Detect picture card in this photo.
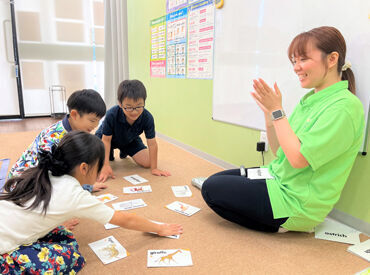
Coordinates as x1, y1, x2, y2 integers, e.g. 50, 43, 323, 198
88, 236, 128, 264
104, 223, 120, 230
123, 174, 148, 185
147, 249, 193, 267
148, 220, 180, 239
171, 185, 192, 197
95, 193, 118, 203
123, 185, 152, 194
347, 239, 370, 262
166, 201, 200, 216
247, 168, 274, 180
112, 199, 147, 211
315, 218, 360, 244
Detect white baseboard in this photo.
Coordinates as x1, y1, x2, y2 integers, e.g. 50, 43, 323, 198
157, 132, 370, 235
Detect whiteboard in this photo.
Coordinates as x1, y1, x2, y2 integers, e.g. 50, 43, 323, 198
212, 0, 370, 153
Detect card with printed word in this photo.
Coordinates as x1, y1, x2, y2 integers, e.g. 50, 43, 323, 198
95, 193, 118, 203
123, 185, 152, 194
112, 199, 147, 211
166, 201, 200, 216
148, 220, 180, 239
88, 236, 128, 264
104, 223, 120, 230
171, 185, 192, 197
315, 218, 360, 244
147, 249, 193, 267
247, 168, 274, 180
123, 174, 148, 185
348, 239, 370, 262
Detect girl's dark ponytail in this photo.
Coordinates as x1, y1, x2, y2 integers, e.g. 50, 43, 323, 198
0, 131, 105, 215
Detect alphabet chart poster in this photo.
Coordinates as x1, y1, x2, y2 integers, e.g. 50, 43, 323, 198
187, 0, 215, 79
166, 8, 188, 78
150, 16, 166, 78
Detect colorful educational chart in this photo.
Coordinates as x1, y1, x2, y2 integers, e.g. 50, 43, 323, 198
166, 8, 188, 78
88, 236, 128, 264
147, 249, 193, 267
187, 0, 215, 79
167, 0, 188, 13
150, 16, 166, 78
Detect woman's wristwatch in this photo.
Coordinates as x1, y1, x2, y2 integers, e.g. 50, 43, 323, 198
271, 109, 286, 121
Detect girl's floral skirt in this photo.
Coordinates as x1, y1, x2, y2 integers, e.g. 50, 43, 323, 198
0, 226, 85, 274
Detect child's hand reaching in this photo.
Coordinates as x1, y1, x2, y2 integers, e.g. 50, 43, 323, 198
151, 168, 171, 177
97, 164, 116, 182
157, 223, 183, 237
92, 182, 108, 192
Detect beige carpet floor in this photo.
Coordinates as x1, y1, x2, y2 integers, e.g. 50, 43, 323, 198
0, 131, 368, 275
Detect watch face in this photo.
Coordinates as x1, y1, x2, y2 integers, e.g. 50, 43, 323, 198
273, 110, 283, 118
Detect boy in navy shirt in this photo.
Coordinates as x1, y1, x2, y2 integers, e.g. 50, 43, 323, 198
96, 80, 170, 182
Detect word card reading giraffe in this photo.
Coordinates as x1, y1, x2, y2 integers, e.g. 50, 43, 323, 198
147, 249, 193, 267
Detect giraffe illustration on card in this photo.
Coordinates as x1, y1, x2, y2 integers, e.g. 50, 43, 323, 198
156, 250, 182, 264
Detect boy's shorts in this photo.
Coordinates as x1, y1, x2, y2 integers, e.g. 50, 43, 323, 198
112, 136, 147, 157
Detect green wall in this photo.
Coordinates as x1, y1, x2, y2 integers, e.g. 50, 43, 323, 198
127, 0, 370, 223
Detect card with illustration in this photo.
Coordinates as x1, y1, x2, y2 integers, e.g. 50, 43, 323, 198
166, 201, 200, 216
123, 174, 148, 185
95, 193, 118, 203
247, 168, 274, 180
347, 239, 370, 262
104, 223, 120, 230
315, 218, 360, 244
148, 220, 180, 239
171, 185, 192, 197
123, 185, 152, 194
112, 199, 147, 211
147, 249, 193, 267
88, 236, 128, 264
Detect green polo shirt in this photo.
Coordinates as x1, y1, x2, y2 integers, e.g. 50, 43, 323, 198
265, 81, 364, 232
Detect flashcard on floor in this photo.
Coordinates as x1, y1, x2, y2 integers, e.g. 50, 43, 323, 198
347, 239, 370, 262
315, 218, 360, 244
148, 220, 180, 239
88, 236, 128, 264
147, 249, 193, 267
123, 185, 152, 194
166, 201, 200, 216
123, 174, 148, 185
247, 168, 274, 179
95, 193, 118, 203
104, 223, 120, 230
171, 185, 192, 197
112, 199, 147, 211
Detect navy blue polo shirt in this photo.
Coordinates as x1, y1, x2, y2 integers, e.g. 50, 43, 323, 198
96, 105, 155, 148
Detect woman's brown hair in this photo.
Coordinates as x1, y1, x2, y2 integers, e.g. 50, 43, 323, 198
288, 26, 355, 94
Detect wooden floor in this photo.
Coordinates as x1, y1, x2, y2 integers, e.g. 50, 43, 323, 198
0, 117, 59, 133
0, 118, 369, 275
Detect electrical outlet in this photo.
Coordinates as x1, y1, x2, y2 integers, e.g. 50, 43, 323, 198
260, 131, 268, 151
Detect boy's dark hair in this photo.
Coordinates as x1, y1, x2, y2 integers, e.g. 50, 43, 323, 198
117, 80, 147, 103
0, 131, 105, 215
67, 89, 106, 118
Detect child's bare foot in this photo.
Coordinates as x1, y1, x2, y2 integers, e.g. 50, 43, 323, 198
62, 218, 79, 231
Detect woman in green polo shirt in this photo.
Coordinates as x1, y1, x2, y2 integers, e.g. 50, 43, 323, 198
201, 26, 364, 232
